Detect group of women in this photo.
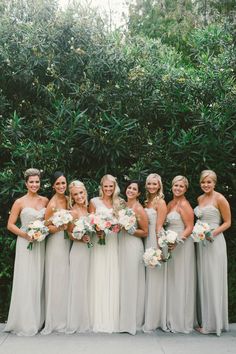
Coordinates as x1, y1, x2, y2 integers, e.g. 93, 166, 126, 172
4, 168, 231, 337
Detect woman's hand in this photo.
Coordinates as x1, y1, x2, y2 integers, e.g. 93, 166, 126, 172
59, 224, 68, 231
82, 234, 90, 243
96, 230, 104, 238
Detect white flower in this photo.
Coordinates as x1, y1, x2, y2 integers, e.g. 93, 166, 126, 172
143, 247, 162, 268
118, 207, 136, 231
191, 220, 212, 244
165, 230, 178, 244
50, 209, 73, 227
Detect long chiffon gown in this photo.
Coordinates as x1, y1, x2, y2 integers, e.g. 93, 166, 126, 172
119, 228, 145, 335
41, 214, 71, 335
66, 240, 90, 333
4, 207, 45, 336
89, 197, 119, 333
166, 211, 196, 333
143, 208, 168, 332
195, 205, 228, 336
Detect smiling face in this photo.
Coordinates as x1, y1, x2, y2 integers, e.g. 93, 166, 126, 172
102, 179, 115, 198
146, 177, 160, 196
53, 175, 67, 195
126, 182, 140, 200
172, 179, 186, 197
200, 176, 215, 194
25, 175, 40, 194
71, 186, 86, 206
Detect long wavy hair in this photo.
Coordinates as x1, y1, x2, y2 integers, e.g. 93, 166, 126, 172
68, 180, 88, 209
99, 174, 122, 214
145, 173, 164, 208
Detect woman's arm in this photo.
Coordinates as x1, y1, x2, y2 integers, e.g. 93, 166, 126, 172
88, 200, 96, 213
156, 199, 167, 235
179, 202, 194, 240
132, 205, 148, 238
213, 194, 231, 236
7, 199, 31, 241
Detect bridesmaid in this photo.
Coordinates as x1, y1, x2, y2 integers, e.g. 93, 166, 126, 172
41, 171, 71, 334
119, 180, 148, 335
66, 180, 91, 333
5, 168, 48, 335
166, 175, 196, 333
143, 173, 168, 332
195, 170, 231, 336
89, 174, 121, 333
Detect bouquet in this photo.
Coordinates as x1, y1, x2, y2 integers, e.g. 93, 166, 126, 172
158, 229, 180, 260
191, 220, 213, 245
50, 209, 73, 228
24, 220, 49, 250
117, 207, 137, 234
72, 215, 94, 248
143, 247, 162, 268
90, 208, 120, 245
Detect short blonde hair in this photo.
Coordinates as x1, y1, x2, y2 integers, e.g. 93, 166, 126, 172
68, 180, 88, 208
145, 173, 164, 207
200, 170, 217, 184
172, 175, 189, 189
24, 168, 41, 182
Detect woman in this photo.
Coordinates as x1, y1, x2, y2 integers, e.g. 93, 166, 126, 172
41, 171, 71, 334
119, 180, 148, 335
66, 180, 91, 333
143, 173, 168, 332
89, 174, 121, 333
5, 168, 48, 336
195, 170, 231, 336
166, 175, 196, 333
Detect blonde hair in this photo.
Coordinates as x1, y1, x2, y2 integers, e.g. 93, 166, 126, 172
200, 170, 217, 184
172, 175, 189, 189
99, 174, 121, 213
145, 173, 164, 207
68, 180, 88, 208
24, 168, 41, 181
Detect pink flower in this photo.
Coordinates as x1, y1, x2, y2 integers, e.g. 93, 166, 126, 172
112, 224, 120, 233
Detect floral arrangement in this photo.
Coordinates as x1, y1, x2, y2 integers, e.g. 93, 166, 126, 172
117, 207, 137, 233
143, 247, 162, 268
24, 220, 49, 250
158, 229, 180, 260
191, 220, 213, 245
50, 209, 73, 228
90, 208, 120, 245
72, 215, 94, 248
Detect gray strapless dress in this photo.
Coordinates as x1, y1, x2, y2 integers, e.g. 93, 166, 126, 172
89, 197, 119, 333
4, 207, 45, 336
143, 208, 168, 332
166, 211, 196, 333
195, 205, 228, 336
41, 216, 71, 334
66, 240, 91, 333
119, 228, 145, 334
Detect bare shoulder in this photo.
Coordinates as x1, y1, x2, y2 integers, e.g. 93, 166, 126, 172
39, 195, 49, 206
12, 196, 25, 210
215, 192, 229, 207
197, 194, 204, 202
46, 196, 56, 210
179, 199, 193, 210
157, 198, 167, 208
134, 202, 145, 215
